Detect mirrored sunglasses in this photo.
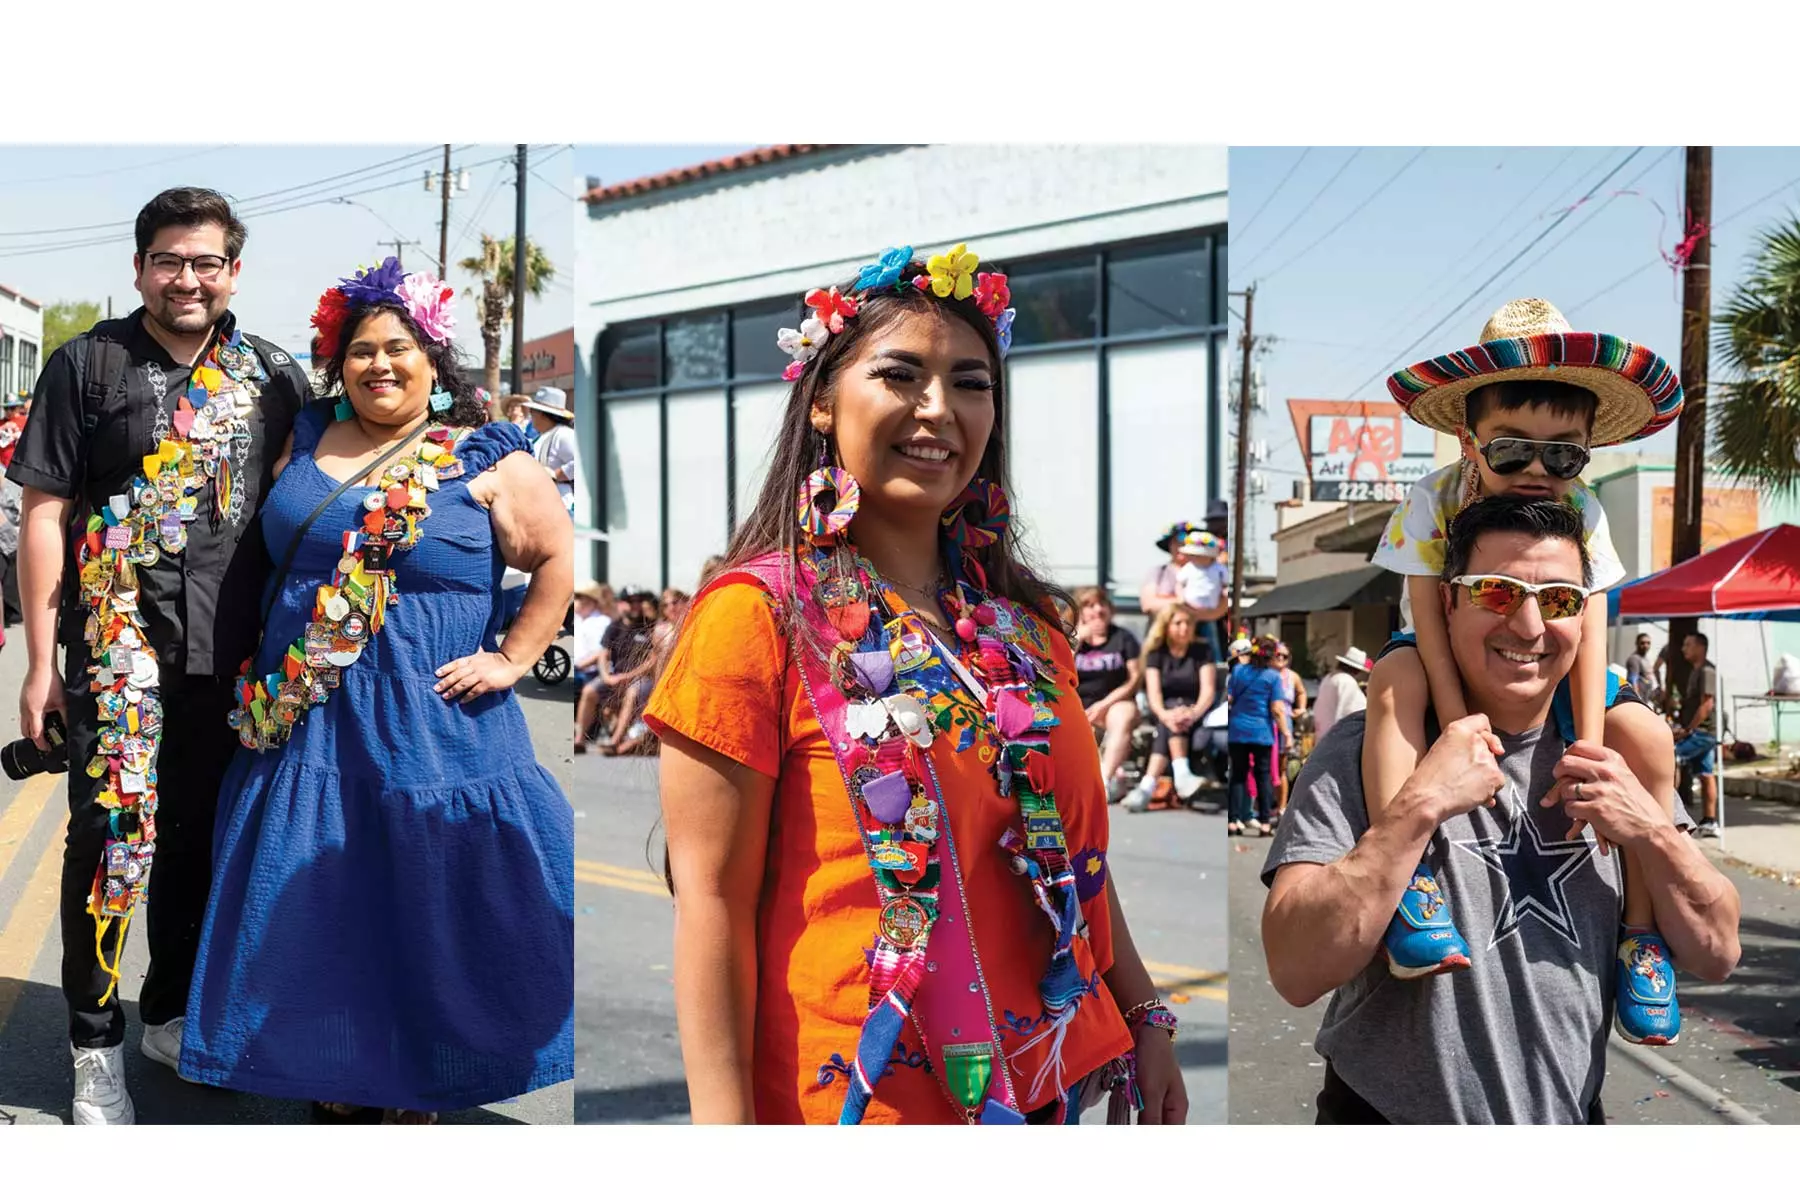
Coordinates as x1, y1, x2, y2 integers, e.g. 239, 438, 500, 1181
1450, 573, 1590, 620
1475, 436, 1590, 480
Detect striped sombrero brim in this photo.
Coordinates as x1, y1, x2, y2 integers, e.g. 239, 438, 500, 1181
1386, 332, 1682, 447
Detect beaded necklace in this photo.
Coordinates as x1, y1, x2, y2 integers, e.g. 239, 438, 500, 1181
76, 329, 264, 1000
228, 422, 471, 750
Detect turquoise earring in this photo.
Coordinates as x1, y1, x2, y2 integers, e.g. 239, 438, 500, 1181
429, 383, 454, 415
334, 398, 353, 421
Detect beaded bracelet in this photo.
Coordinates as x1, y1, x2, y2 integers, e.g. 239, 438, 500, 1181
1121, 999, 1178, 1041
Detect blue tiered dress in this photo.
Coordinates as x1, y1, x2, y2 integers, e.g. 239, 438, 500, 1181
180, 402, 573, 1111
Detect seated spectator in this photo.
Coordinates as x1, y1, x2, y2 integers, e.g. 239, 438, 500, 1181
1072, 586, 1144, 802
570, 582, 614, 748
1124, 603, 1217, 812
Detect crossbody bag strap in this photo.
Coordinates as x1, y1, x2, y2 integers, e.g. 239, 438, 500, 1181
258, 414, 430, 631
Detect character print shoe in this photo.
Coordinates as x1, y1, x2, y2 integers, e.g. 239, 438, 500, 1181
1614, 928, 1680, 1046
1383, 861, 1472, 979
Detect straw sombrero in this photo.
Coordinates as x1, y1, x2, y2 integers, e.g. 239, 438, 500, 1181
1385, 298, 1683, 447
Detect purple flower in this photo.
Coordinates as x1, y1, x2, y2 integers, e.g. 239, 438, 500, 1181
995, 308, 1016, 357
336, 256, 407, 307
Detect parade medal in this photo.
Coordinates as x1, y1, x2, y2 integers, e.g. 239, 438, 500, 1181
86, 754, 109, 779
325, 644, 363, 667
340, 612, 369, 644
870, 842, 914, 872
904, 796, 938, 842
362, 492, 385, 513
891, 840, 929, 885
119, 770, 147, 796
861, 770, 914, 825
877, 895, 930, 950
323, 592, 350, 623
418, 463, 439, 491
363, 543, 391, 571
941, 1043, 996, 1116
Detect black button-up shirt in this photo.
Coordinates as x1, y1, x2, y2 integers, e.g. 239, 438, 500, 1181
10, 308, 310, 676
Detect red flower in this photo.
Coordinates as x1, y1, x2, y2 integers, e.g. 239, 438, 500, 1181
310, 288, 350, 359
804, 286, 859, 334
974, 272, 1011, 318
1023, 749, 1055, 795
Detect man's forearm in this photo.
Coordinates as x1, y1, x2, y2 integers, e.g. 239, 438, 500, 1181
1635, 824, 1741, 980
1263, 795, 1438, 1006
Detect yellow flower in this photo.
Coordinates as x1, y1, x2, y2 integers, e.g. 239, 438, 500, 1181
926, 243, 979, 301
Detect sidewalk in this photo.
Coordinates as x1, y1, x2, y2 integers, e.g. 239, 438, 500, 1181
1714, 759, 1800, 884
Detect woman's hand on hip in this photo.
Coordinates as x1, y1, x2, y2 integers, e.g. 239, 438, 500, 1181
1131, 1025, 1187, 1125
435, 649, 527, 703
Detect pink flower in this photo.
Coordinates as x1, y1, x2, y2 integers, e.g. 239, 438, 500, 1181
400, 272, 457, 344
782, 360, 806, 381
805, 286, 859, 334
974, 272, 1011, 318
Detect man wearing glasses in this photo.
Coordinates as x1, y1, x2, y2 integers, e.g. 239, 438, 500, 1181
9, 187, 310, 1123
1259, 495, 1740, 1123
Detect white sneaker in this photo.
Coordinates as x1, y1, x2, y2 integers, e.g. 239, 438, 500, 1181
1122, 785, 1153, 813
1171, 763, 1202, 801
71, 1043, 135, 1125
141, 1017, 183, 1070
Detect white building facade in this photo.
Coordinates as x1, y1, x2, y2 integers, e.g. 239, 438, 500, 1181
573, 144, 1228, 600
0, 283, 44, 400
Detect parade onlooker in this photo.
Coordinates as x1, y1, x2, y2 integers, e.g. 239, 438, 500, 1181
657, 587, 690, 643
1073, 585, 1144, 802
648, 244, 1182, 1123
1271, 642, 1307, 822
1625, 632, 1657, 704
0, 469, 22, 628
1227, 635, 1288, 837
1139, 521, 1195, 619
1176, 527, 1230, 659
1673, 631, 1721, 837
1125, 603, 1214, 812
0, 391, 27, 470
593, 587, 658, 755
1262, 496, 1739, 1123
525, 387, 576, 517
500, 392, 535, 440
8, 188, 311, 1125
1311, 646, 1370, 742
179, 256, 575, 1123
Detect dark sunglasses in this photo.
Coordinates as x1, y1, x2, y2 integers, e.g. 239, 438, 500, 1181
1472, 435, 1590, 480
1449, 573, 1590, 621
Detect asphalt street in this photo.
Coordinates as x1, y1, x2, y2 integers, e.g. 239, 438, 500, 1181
1228, 831, 1800, 1124
0, 638, 576, 1125
575, 755, 1229, 1124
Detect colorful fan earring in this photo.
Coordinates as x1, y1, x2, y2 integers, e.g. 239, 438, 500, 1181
941, 478, 1010, 549
798, 467, 861, 546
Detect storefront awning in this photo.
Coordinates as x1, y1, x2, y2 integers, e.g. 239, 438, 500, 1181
1243, 564, 1398, 617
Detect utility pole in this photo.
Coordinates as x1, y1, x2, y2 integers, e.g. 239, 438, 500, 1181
1229, 284, 1256, 636
383, 238, 410, 269
1667, 146, 1712, 698
511, 144, 528, 396
438, 143, 452, 280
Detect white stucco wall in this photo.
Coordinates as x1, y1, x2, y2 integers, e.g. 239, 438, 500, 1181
0, 285, 45, 398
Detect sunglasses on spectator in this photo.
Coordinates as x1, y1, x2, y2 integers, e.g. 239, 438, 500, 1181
1449, 574, 1590, 620
1470, 435, 1590, 480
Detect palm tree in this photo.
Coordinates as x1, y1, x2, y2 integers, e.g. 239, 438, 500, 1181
1712, 217, 1800, 497
459, 233, 556, 400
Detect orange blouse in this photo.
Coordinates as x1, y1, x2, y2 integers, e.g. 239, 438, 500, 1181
645, 578, 1131, 1124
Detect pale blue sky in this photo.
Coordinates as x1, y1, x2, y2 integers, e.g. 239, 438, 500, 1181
0, 144, 576, 364
1228, 146, 1800, 569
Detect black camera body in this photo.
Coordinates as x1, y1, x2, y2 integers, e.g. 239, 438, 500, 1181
2, 711, 70, 781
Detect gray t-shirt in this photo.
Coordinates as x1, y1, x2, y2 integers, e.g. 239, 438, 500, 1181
1263, 711, 1634, 1124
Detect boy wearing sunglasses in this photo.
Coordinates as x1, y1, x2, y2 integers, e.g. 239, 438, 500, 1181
1364, 298, 1686, 1046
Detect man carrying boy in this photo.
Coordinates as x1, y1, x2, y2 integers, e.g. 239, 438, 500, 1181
1263, 495, 1741, 1123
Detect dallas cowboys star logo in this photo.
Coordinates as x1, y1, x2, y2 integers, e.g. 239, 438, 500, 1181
1452, 808, 1595, 950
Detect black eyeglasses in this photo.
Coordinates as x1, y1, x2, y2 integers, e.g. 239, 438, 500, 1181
143, 252, 231, 280
1472, 436, 1590, 480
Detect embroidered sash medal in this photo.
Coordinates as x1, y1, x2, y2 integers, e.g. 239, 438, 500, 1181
77, 330, 265, 1000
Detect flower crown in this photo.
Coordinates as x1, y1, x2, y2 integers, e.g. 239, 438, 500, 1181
310, 256, 457, 360
776, 242, 1017, 382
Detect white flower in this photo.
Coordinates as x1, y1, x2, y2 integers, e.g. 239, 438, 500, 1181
776, 317, 830, 364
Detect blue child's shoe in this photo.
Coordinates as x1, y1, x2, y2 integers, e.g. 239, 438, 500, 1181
1614, 928, 1681, 1045
1383, 862, 1472, 979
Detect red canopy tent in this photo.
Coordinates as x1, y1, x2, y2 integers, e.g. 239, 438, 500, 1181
1613, 523, 1800, 843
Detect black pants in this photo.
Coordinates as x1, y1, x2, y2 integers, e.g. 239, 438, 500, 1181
61, 668, 237, 1048
1314, 1062, 1607, 1124
1228, 741, 1274, 824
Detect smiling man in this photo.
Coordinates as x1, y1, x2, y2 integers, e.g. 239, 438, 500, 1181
9, 187, 310, 1123
1259, 495, 1741, 1124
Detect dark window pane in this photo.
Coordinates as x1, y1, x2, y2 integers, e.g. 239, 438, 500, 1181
598, 321, 660, 393
664, 312, 727, 386
1213, 232, 1228, 328
1107, 239, 1210, 336
1007, 257, 1098, 348
732, 299, 801, 378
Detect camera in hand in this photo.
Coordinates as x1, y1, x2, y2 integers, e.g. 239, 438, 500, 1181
3, 711, 69, 780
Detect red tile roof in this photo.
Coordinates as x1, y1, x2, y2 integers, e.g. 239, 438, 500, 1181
583, 144, 844, 205
0, 283, 42, 310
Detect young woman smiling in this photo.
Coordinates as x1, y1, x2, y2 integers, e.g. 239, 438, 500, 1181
647, 245, 1185, 1125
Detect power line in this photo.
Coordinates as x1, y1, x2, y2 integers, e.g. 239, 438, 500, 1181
529, 167, 576, 202
0, 145, 234, 189
1339, 147, 1647, 400
1232, 148, 1310, 242
1257, 148, 1428, 282
1236, 148, 1364, 276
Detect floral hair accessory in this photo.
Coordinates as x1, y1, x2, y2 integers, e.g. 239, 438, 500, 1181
310, 255, 458, 360
774, 241, 1018, 381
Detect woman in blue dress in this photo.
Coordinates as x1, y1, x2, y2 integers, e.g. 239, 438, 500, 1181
178, 259, 574, 1123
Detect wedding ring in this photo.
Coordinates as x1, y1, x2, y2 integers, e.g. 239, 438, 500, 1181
1574, 781, 1583, 800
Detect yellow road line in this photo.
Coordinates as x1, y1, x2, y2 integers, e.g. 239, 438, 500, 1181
574, 866, 669, 898
1142, 960, 1228, 1004
575, 858, 663, 885
0, 775, 58, 883
0, 796, 68, 1033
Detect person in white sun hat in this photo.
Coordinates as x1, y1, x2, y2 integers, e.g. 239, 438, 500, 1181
525, 386, 576, 516
1311, 647, 1370, 742
1355, 298, 1691, 1047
